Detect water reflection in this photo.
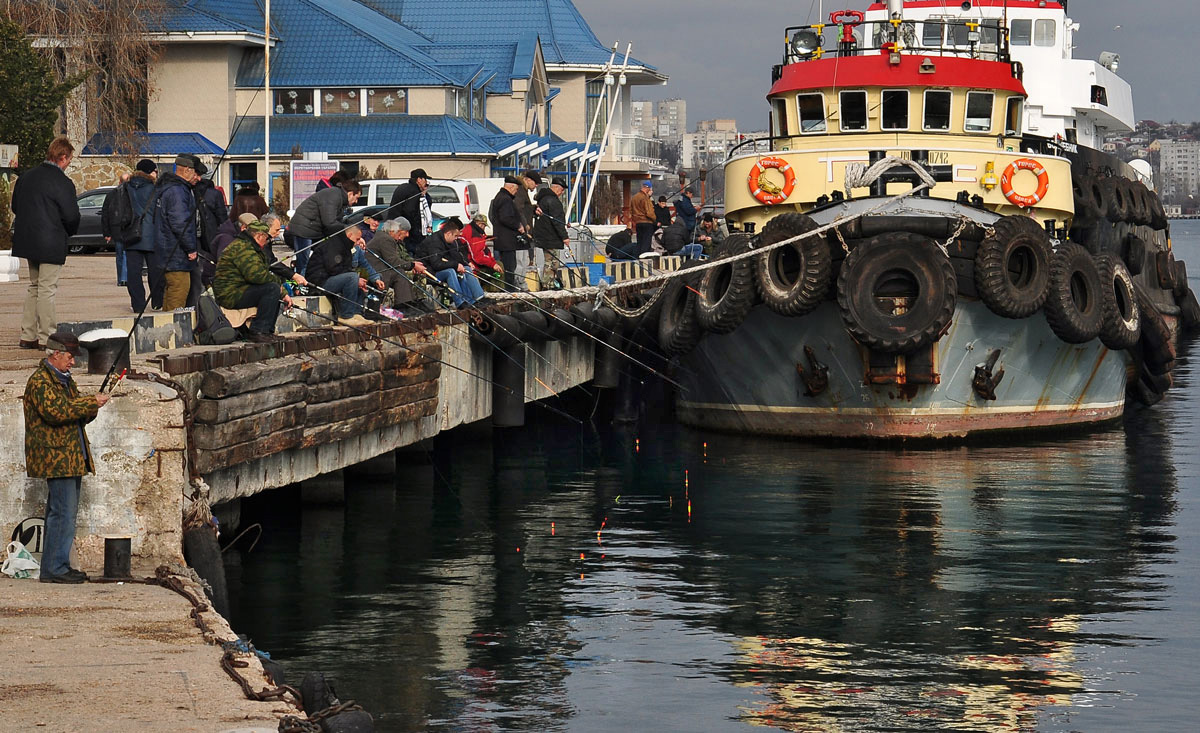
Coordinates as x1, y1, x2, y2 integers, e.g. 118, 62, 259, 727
230, 385, 1186, 732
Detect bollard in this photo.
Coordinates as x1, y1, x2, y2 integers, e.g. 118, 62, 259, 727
103, 536, 132, 578
493, 343, 526, 427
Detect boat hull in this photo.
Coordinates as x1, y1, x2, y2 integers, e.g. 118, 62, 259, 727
675, 300, 1128, 440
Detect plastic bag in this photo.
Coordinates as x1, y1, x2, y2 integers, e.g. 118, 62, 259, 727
1, 541, 40, 579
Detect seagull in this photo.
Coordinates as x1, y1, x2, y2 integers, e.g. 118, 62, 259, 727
1113, 25, 1122, 30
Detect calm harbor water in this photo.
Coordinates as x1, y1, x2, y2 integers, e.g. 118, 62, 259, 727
230, 222, 1200, 732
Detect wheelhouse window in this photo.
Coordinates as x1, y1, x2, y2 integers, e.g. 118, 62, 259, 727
274, 89, 314, 115
366, 88, 407, 114
923, 90, 952, 131
1034, 19, 1056, 47
1010, 19, 1031, 46
771, 98, 789, 137
796, 93, 826, 133
1005, 97, 1024, 135
321, 89, 358, 115
881, 90, 908, 130
922, 21, 943, 46
964, 91, 994, 132
839, 91, 868, 131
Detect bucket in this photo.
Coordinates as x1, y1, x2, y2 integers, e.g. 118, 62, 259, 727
103, 536, 131, 579
586, 263, 613, 285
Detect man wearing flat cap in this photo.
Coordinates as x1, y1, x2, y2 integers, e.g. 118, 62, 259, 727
23, 331, 111, 584
489, 175, 528, 289
387, 168, 433, 251
153, 154, 202, 311
532, 176, 570, 283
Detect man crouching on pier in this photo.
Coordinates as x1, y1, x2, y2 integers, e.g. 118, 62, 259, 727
213, 220, 295, 342
23, 331, 111, 584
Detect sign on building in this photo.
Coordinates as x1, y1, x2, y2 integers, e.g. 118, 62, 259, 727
0, 145, 18, 169
290, 159, 339, 212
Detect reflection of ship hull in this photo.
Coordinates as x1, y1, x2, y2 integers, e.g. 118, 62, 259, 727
676, 300, 1127, 440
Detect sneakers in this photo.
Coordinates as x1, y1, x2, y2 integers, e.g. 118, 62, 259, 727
40, 568, 88, 584
339, 314, 373, 328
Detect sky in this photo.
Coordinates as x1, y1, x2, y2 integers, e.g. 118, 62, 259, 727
572, 0, 1200, 131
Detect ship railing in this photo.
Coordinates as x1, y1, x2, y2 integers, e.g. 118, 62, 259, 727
778, 18, 1010, 75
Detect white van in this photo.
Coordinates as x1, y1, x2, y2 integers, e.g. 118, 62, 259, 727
353, 178, 480, 228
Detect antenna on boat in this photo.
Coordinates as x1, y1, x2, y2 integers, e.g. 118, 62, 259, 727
887, 0, 904, 20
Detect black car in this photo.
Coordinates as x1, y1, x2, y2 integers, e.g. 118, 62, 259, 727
343, 204, 388, 226
69, 186, 115, 254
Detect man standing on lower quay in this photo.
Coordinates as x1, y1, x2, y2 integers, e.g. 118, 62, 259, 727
22, 331, 111, 584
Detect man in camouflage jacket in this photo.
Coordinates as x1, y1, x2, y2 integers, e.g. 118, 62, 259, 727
23, 331, 111, 583
213, 220, 293, 341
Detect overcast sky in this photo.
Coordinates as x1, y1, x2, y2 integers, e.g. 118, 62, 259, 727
573, 0, 1200, 131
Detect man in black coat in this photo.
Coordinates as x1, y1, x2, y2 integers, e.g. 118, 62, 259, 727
193, 161, 229, 288
12, 137, 80, 349
488, 176, 527, 289
387, 168, 432, 251
533, 177, 570, 283
154, 154, 202, 311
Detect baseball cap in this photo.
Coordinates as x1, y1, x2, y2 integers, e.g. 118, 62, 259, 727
237, 212, 258, 227
641, 180, 653, 189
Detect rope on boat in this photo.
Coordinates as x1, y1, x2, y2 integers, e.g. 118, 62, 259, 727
844, 156, 938, 190
487, 168, 937, 317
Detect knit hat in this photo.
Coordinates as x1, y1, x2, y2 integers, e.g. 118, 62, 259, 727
46, 330, 82, 356
135, 159, 157, 175
246, 220, 271, 234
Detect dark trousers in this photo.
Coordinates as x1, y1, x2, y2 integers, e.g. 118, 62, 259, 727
235, 282, 282, 333
499, 250, 519, 289
124, 249, 162, 313
635, 223, 655, 256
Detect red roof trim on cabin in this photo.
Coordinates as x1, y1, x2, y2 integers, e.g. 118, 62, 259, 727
769, 54, 1027, 97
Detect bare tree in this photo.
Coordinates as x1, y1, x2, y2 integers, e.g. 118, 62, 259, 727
1, 0, 166, 156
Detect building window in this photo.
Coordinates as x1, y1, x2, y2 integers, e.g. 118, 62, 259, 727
366, 88, 407, 114
457, 87, 469, 119
274, 89, 314, 115
881, 90, 908, 130
923, 90, 952, 131
230, 163, 257, 190
321, 89, 358, 115
1010, 19, 1031, 46
1034, 19, 1056, 47
586, 80, 604, 142
839, 91, 868, 131
964, 91, 994, 132
473, 87, 485, 121
1005, 96, 1024, 136
797, 93, 826, 133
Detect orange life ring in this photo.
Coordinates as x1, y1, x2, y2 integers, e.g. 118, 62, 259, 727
748, 157, 797, 206
1000, 158, 1049, 208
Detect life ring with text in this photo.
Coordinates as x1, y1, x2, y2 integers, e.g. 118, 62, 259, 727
1000, 158, 1049, 208
748, 157, 797, 206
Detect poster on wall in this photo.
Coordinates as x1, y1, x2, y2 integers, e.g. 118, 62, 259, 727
0, 145, 18, 169
290, 159, 339, 212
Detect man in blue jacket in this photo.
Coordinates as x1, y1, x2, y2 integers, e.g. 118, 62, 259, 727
154, 154, 201, 311
674, 186, 697, 234
12, 137, 80, 350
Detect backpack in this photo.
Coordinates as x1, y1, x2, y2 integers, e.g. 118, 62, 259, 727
109, 185, 136, 239
194, 291, 238, 345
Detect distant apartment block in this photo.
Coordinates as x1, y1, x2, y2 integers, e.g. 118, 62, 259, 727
1159, 140, 1200, 198
654, 99, 687, 142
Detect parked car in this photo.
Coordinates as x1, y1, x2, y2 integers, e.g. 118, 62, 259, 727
353, 178, 480, 229
69, 186, 115, 254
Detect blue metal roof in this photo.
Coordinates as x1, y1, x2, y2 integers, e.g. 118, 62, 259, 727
81, 132, 225, 157
226, 116, 497, 156
160, 0, 263, 35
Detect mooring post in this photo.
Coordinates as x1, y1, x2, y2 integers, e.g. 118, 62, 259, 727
493, 343, 527, 427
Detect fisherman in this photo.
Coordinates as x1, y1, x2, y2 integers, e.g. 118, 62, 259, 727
417, 218, 487, 309
461, 213, 502, 279
489, 175, 527, 289
695, 212, 726, 257
192, 160, 229, 290
12, 137, 80, 350
655, 195, 673, 227
515, 170, 541, 280
209, 212, 258, 285
366, 217, 432, 312
305, 224, 383, 327
674, 186, 698, 234
629, 180, 657, 257
212, 220, 294, 342
532, 176, 570, 284
288, 179, 361, 276
22, 331, 111, 583
153, 153, 201, 311
387, 169, 432, 250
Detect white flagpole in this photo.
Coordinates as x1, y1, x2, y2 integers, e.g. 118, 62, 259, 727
567, 42, 618, 224
581, 43, 632, 227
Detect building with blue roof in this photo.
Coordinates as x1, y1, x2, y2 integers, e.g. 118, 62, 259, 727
71, 0, 667, 218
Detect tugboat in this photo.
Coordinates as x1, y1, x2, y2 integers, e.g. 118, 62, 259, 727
659, 0, 1198, 439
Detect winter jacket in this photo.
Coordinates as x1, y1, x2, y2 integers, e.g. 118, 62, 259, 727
659, 220, 691, 255
194, 179, 229, 254
101, 173, 157, 250
461, 223, 496, 269
630, 189, 656, 225
532, 188, 569, 250
416, 232, 467, 273
515, 186, 536, 232
655, 202, 673, 227
606, 229, 636, 260
488, 189, 524, 253
153, 171, 198, 273
289, 186, 349, 240
213, 232, 284, 308
387, 181, 429, 245
674, 194, 697, 231
10, 161, 80, 266
22, 361, 99, 479
210, 219, 241, 266
305, 231, 357, 287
